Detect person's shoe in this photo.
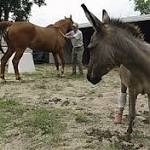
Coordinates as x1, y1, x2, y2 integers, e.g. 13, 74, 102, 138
114, 111, 123, 124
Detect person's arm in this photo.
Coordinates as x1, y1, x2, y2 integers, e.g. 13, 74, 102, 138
65, 35, 74, 39
65, 32, 72, 36
72, 32, 81, 40
65, 31, 74, 39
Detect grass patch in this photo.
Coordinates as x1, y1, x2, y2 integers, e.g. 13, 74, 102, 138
18, 107, 69, 148
0, 98, 26, 135
100, 144, 121, 150
23, 108, 66, 135
0, 97, 70, 148
75, 112, 90, 123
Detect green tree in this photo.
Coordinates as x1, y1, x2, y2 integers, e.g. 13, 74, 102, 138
132, 0, 150, 14
0, 0, 46, 21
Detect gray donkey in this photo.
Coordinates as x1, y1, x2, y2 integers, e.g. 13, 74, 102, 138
81, 4, 150, 138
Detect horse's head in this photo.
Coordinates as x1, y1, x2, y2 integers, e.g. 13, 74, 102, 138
54, 15, 74, 33
81, 4, 116, 84
64, 15, 74, 32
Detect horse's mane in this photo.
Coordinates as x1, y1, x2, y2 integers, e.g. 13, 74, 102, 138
109, 19, 144, 40
46, 24, 53, 28
55, 19, 68, 26
46, 19, 68, 28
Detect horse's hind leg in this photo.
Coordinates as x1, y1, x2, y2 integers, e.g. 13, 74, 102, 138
12, 49, 25, 80
58, 49, 65, 75
0, 47, 14, 81
52, 52, 59, 75
127, 87, 137, 139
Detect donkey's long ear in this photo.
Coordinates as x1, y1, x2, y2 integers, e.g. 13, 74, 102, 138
102, 9, 110, 23
70, 15, 72, 19
81, 4, 103, 32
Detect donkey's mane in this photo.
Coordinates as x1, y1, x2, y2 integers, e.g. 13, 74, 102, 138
109, 19, 144, 40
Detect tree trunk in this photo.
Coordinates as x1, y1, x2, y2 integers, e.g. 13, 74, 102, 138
4, 9, 9, 21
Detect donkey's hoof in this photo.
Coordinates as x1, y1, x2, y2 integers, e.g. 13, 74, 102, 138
125, 133, 131, 142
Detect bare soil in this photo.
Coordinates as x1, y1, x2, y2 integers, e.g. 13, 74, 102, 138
0, 64, 149, 150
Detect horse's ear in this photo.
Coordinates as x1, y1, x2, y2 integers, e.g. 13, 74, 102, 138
81, 4, 103, 32
64, 16, 67, 19
70, 15, 72, 19
102, 9, 110, 23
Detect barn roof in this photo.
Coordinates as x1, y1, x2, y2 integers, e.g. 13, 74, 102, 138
79, 14, 150, 28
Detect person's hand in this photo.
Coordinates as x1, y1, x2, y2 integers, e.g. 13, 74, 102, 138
64, 35, 69, 39
59, 30, 68, 38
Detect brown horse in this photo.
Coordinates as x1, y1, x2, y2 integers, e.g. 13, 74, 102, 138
81, 4, 150, 138
0, 16, 73, 81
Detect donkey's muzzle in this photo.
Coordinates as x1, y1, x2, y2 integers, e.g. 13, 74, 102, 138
87, 74, 101, 84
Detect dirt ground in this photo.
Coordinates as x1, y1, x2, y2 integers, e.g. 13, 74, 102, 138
0, 64, 149, 150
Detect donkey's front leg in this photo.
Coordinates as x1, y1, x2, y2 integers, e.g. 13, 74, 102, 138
127, 87, 137, 138
148, 94, 150, 124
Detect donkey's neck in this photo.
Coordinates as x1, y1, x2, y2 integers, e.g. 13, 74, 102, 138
117, 40, 150, 81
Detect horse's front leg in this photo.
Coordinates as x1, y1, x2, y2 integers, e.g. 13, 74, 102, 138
148, 94, 150, 124
127, 87, 137, 139
12, 50, 25, 80
58, 50, 65, 76
0, 48, 14, 82
52, 53, 60, 76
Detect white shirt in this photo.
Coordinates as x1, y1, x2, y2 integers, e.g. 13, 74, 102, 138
66, 29, 83, 48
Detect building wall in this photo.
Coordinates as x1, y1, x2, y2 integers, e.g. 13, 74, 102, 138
135, 20, 150, 43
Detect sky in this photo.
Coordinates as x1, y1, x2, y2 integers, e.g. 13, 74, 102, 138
29, 0, 140, 26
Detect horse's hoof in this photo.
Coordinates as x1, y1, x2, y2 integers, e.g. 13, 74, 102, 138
57, 74, 61, 77
0, 78, 6, 84
61, 74, 65, 77
16, 79, 23, 83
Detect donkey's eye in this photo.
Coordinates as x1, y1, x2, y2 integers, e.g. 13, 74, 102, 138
88, 44, 94, 50
106, 67, 110, 71
88, 42, 97, 51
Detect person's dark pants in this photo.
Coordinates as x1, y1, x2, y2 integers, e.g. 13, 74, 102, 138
72, 46, 84, 74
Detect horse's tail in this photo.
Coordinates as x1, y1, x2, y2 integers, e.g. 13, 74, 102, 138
0, 21, 12, 54
0, 44, 5, 54
0, 21, 13, 30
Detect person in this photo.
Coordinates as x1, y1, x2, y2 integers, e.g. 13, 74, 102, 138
114, 92, 127, 124
64, 23, 84, 75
